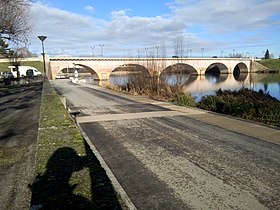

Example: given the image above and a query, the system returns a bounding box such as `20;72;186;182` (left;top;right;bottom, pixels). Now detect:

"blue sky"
28;0;280;58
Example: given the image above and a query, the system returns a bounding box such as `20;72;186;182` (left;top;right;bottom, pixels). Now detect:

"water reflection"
205;73;229;83
160;73;198;85
109;73;280;102
110;74;129;86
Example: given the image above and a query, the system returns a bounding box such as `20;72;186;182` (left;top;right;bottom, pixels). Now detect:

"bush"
172;94;196;107
198;89;280;126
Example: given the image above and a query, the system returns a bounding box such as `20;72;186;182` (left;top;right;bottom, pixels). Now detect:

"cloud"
85;5;95;12
29;2;195;56
28;0;280;57
168;0;280;33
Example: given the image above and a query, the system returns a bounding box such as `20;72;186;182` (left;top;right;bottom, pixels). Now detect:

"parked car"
55;72;67;79
2;72;14;79
0;72;14;85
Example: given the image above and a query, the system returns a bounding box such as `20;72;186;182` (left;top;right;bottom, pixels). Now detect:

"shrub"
172;94;196;107
198;89;280;127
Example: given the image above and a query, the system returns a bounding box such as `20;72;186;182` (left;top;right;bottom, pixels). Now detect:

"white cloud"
168;0;280;33
28;0;280;57
85;5;95;12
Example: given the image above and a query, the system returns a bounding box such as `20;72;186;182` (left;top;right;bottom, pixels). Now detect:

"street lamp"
99;44;104;57
38;35;47;80
201;47;204;58
90;46;95;57
155;46;159;58
145;47;149;57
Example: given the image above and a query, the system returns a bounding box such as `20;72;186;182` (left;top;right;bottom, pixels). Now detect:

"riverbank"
109;81;280;127
256;59;280;71
197;89;280;127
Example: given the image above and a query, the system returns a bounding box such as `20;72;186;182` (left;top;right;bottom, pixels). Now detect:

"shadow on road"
0;83;42;112
29;141;122;210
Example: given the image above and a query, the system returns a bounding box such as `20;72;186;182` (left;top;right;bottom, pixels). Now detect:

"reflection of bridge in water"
48;57;253;80
178;73;251;95
110;71;252;98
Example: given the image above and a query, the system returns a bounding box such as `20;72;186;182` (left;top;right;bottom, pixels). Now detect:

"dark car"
0;72;14;85
3;72;14;79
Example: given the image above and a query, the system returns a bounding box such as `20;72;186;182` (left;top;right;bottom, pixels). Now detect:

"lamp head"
38;36;47;42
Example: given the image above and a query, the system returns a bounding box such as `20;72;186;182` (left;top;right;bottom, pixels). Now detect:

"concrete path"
75;82;280;145
52;80;280;210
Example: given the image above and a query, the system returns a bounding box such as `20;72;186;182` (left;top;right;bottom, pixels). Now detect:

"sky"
27;0;280;58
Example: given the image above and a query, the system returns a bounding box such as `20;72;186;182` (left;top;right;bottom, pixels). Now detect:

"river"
109;73;280;102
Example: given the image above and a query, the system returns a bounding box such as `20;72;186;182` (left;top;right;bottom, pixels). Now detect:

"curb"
76;123;137;210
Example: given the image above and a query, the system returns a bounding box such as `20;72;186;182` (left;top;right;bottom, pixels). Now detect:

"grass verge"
30;81;124;209
257;59;280;70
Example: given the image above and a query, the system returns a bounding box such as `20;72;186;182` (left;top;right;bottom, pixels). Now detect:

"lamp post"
99;44;104;57
145;47;149;57
201;47;204;58
38;36;47;80
90;46;95;57
155;46;159;58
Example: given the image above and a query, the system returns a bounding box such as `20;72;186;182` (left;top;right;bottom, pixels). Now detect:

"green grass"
0;146;28;166
171;93;196;107
257;59;280;70
0;61;44;72
31;81;124;209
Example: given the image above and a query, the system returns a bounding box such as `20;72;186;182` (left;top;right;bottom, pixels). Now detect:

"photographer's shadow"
29;146;121;210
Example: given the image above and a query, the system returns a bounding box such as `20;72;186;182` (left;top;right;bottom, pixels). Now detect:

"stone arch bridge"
47;57;252;80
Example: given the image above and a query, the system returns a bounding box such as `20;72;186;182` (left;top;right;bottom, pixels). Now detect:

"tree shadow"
29;142;122;210
0;128;16;141
0;82;43;112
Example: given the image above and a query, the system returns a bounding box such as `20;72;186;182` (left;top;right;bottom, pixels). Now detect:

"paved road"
51;80;280;210
0;83;43;210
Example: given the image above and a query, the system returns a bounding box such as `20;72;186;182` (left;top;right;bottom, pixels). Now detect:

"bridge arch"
233;62;249;81
205;63;229;83
111;64;150;76
161;63;198;75
73;63;99;80
205;62;229;75
160;63;198;85
109;64;150;87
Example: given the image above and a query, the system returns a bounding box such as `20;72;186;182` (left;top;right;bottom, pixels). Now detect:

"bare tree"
1;0;32;81
174;36;185;58
0;0;32;43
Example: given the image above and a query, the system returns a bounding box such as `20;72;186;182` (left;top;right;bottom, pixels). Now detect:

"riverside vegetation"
198;89;280;127
112;69;280;127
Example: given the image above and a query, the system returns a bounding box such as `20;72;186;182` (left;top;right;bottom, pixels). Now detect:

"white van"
9;66;42;78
